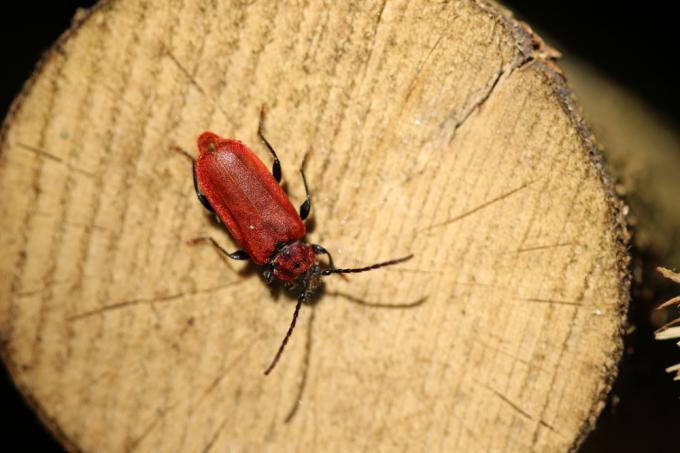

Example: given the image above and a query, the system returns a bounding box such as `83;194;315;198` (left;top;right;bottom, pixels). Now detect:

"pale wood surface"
0;1;629;451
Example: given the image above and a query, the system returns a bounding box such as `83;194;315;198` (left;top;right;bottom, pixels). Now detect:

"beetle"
185;107;412;374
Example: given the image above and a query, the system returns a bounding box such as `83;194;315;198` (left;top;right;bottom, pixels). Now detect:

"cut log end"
0;0;629;451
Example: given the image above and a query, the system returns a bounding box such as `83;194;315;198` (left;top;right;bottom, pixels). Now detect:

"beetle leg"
264;278;309;375
298;153;312;221
175;145;215;213
258;106;282;183
312;244;335;269
188;236;249;260
191;160;216;213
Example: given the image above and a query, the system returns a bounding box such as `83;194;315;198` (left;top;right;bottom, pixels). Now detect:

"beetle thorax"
271;241;316;282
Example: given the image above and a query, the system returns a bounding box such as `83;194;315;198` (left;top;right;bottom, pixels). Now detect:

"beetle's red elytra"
187;106;413;375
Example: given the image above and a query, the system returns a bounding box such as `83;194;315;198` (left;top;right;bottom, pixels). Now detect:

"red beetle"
186;107;412;374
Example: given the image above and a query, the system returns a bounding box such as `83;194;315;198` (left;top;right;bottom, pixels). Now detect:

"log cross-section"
0;0;629;451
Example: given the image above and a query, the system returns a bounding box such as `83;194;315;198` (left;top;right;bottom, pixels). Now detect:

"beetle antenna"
173;145;194;161
264;284;309;375
321;254;413;275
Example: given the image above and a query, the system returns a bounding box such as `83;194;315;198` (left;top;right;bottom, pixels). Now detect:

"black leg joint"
299;198;311;221
258;106;282;183
192;160;215;213
227;250;250;260
298;154;312;220
190;237;249;261
312;244;335;269
263;267;275;284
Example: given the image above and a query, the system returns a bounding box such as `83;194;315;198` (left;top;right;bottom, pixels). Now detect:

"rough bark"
561;57;680;265
0;1;630;451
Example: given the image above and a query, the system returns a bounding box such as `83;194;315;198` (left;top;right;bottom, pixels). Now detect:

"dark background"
1;2;678;451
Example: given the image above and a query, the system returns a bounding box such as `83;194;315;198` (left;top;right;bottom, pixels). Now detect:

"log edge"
0;2;116;452
0;2;632;452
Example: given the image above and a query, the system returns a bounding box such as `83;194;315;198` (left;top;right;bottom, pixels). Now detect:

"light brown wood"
0;1;629;451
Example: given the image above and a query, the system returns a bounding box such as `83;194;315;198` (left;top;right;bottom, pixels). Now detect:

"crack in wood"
68;281;244;321
423;180;535;232
16;142;96;177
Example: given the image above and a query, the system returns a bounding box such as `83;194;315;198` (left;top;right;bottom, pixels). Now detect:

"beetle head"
271;241;316;282
263;247;413;375
197;132;221;155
